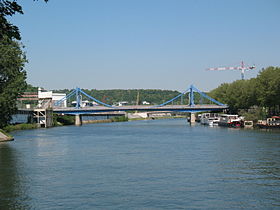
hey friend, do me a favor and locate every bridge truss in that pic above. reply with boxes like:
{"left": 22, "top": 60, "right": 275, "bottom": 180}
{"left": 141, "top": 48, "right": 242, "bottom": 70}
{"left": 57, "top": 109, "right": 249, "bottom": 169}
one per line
{"left": 53, "top": 84, "right": 226, "bottom": 114}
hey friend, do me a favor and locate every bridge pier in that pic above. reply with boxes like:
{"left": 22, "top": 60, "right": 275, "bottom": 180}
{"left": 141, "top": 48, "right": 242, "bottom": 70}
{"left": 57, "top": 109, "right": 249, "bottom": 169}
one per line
{"left": 33, "top": 108, "right": 53, "bottom": 128}
{"left": 75, "top": 114, "right": 82, "bottom": 126}
{"left": 189, "top": 113, "right": 196, "bottom": 124}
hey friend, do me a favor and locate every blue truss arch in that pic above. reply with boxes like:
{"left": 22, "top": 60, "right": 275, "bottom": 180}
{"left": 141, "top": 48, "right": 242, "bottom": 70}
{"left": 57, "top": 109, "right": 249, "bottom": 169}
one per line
{"left": 54, "top": 84, "right": 226, "bottom": 110}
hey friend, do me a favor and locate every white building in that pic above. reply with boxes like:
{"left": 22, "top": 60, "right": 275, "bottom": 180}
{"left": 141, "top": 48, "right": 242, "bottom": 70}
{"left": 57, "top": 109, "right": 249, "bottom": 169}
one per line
{"left": 142, "top": 101, "right": 150, "bottom": 105}
{"left": 38, "top": 88, "right": 67, "bottom": 108}
{"left": 114, "top": 101, "right": 129, "bottom": 106}
{"left": 71, "top": 100, "right": 99, "bottom": 107}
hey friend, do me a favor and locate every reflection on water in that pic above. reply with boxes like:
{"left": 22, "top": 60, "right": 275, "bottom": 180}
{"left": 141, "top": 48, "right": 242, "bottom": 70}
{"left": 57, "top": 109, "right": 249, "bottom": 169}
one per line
{"left": 0, "top": 144, "right": 30, "bottom": 210}
{"left": 0, "top": 119, "right": 280, "bottom": 209}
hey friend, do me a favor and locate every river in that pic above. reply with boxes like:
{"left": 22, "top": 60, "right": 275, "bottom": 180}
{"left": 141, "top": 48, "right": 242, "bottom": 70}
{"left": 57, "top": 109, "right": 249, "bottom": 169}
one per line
{"left": 0, "top": 119, "right": 280, "bottom": 209}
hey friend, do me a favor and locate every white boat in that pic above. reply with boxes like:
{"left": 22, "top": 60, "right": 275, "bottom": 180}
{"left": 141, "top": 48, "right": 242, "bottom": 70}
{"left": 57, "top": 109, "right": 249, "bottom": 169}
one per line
{"left": 244, "top": 121, "right": 254, "bottom": 128}
{"left": 218, "top": 114, "right": 243, "bottom": 127}
{"left": 200, "top": 113, "right": 220, "bottom": 126}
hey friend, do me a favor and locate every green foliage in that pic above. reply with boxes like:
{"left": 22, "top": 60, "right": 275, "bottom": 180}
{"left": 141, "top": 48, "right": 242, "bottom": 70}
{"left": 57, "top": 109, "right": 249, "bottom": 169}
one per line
{"left": 0, "top": 0, "right": 23, "bottom": 40}
{"left": 0, "top": 37, "right": 27, "bottom": 128}
{"left": 111, "top": 116, "right": 128, "bottom": 122}
{"left": 0, "top": 0, "right": 48, "bottom": 40}
{"left": 25, "top": 84, "right": 39, "bottom": 92}
{"left": 209, "top": 79, "right": 257, "bottom": 113}
{"left": 209, "top": 66, "right": 280, "bottom": 115}
{"left": 52, "top": 88, "right": 184, "bottom": 105}
{"left": 54, "top": 114, "right": 75, "bottom": 125}
{"left": 85, "top": 89, "right": 182, "bottom": 105}
{"left": 3, "top": 123, "right": 37, "bottom": 132}
{"left": 238, "top": 106, "right": 267, "bottom": 122}
{"left": 256, "top": 67, "right": 280, "bottom": 108}
{"left": 0, "top": 0, "right": 48, "bottom": 128}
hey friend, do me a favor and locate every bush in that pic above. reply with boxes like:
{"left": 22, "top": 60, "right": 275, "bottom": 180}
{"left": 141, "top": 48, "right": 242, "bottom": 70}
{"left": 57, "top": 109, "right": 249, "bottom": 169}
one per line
{"left": 238, "top": 106, "right": 268, "bottom": 122}
{"left": 111, "top": 116, "right": 128, "bottom": 122}
{"left": 3, "top": 124, "right": 38, "bottom": 133}
{"left": 54, "top": 114, "right": 75, "bottom": 125}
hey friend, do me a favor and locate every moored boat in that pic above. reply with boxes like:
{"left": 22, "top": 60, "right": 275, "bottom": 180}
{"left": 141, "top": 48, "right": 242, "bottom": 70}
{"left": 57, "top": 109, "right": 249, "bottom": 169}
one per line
{"left": 244, "top": 121, "right": 254, "bottom": 128}
{"left": 200, "top": 113, "right": 220, "bottom": 126}
{"left": 218, "top": 114, "right": 243, "bottom": 128}
{"left": 257, "top": 116, "right": 280, "bottom": 129}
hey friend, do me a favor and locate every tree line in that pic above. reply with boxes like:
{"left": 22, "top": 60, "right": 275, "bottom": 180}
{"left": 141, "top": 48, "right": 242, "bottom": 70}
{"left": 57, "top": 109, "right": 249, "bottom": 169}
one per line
{"left": 209, "top": 66, "right": 280, "bottom": 119}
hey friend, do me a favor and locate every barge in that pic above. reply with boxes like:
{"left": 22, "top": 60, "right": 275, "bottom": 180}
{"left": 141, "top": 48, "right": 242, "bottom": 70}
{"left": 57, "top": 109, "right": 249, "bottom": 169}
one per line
{"left": 257, "top": 116, "right": 280, "bottom": 129}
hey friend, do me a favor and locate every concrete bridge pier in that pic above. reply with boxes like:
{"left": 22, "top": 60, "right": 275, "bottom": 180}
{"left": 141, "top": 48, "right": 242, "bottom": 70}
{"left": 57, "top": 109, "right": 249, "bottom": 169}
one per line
{"left": 75, "top": 114, "right": 82, "bottom": 126}
{"left": 33, "top": 108, "right": 53, "bottom": 128}
{"left": 189, "top": 112, "right": 196, "bottom": 124}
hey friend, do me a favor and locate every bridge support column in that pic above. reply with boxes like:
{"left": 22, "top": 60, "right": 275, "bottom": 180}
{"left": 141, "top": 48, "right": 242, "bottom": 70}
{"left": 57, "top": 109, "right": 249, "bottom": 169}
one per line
{"left": 33, "top": 108, "right": 53, "bottom": 128}
{"left": 75, "top": 114, "right": 82, "bottom": 126}
{"left": 190, "top": 113, "right": 196, "bottom": 124}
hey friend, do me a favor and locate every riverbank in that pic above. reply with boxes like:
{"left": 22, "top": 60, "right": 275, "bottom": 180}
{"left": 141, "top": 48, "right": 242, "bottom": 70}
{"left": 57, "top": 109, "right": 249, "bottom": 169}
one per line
{"left": 1, "top": 124, "right": 38, "bottom": 142}
{"left": 0, "top": 129, "right": 14, "bottom": 142}
{"left": 3, "top": 123, "right": 38, "bottom": 133}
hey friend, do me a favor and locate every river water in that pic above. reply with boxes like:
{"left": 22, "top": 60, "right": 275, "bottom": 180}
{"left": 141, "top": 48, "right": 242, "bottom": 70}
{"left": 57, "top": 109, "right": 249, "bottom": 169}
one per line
{"left": 0, "top": 119, "right": 280, "bottom": 209}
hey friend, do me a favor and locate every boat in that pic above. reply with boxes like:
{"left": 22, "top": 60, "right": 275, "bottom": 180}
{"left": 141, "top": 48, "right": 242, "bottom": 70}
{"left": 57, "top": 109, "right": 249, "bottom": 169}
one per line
{"left": 244, "top": 121, "right": 254, "bottom": 128}
{"left": 256, "top": 116, "right": 280, "bottom": 129}
{"left": 218, "top": 114, "right": 243, "bottom": 128}
{"left": 200, "top": 113, "right": 220, "bottom": 126}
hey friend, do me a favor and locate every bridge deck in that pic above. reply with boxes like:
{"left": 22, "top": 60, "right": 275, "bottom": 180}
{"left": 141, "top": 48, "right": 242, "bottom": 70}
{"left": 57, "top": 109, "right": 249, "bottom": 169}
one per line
{"left": 52, "top": 105, "right": 228, "bottom": 114}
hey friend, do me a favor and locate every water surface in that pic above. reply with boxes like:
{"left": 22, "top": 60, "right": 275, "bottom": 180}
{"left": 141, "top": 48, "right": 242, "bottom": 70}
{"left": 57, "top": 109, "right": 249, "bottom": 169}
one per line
{"left": 0, "top": 119, "right": 280, "bottom": 209}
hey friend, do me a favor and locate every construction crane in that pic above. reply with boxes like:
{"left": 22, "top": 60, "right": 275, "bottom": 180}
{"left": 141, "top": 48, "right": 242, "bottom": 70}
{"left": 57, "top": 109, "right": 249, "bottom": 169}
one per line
{"left": 207, "top": 61, "right": 256, "bottom": 80}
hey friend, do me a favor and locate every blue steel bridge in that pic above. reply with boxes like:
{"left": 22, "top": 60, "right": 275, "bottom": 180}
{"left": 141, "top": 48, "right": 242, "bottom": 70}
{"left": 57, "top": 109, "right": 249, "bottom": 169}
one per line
{"left": 17, "top": 85, "right": 228, "bottom": 127}
{"left": 53, "top": 84, "right": 228, "bottom": 115}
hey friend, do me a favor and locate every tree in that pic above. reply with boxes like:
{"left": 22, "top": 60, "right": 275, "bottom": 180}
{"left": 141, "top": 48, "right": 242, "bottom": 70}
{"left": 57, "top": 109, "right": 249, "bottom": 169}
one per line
{"left": 0, "top": 37, "right": 27, "bottom": 128}
{"left": 209, "top": 66, "right": 280, "bottom": 116}
{"left": 0, "top": 0, "right": 48, "bottom": 128}
{"left": 256, "top": 67, "right": 280, "bottom": 115}
{"left": 209, "top": 79, "right": 258, "bottom": 113}
{"left": 0, "top": 0, "right": 23, "bottom": 40}
{"left": 0, "top": 0, "right": 48, "bottom": 40}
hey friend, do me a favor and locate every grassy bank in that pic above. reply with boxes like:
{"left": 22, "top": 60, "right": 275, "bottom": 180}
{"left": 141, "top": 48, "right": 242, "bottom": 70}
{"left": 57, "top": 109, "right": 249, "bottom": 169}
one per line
{"left": 111, "top": 116, "right": 128, "bottom": 122}
{"left": 83, "top": 116, "right": 129, "bottom": 124}
{"left": 82, "top": 119, "right": 112, "bottom": 124}
{"left": 0, "top": 129, "right": 14, "bottom": 139}
{"left": 55, "top": 115, "right": 129, "bottom": 126}
{"left": 3, "top": 124, "right": 38, "bottom": 133}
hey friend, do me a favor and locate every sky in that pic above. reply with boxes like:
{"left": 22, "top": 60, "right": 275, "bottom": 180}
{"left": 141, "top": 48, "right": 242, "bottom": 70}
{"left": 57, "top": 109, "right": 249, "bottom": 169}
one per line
{"left": 11, "top": 0, "right": 280, "bottom": 92}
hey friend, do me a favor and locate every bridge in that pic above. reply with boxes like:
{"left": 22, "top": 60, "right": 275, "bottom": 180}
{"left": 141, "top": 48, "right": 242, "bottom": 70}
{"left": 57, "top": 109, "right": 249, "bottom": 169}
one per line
{"left": 18, "top": 84, "right": 227, "bottom": 127}
{"left": 51, "top": 84, "right": 228, "bottom": 126}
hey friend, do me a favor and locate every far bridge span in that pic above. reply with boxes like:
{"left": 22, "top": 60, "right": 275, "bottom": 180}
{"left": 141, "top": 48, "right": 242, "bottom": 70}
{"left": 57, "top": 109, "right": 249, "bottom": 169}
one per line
{"left": 52, "top": 85, "right": 228, "bottom": 126}
{"left": 17, "top": 85, "right": 228, "bottom": 127}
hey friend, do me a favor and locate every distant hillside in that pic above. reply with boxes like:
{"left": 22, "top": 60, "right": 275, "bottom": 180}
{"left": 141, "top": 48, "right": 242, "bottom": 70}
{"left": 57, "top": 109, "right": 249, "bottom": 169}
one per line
{"left": 53, "top": 88, "right": 183, "bottom": 105}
